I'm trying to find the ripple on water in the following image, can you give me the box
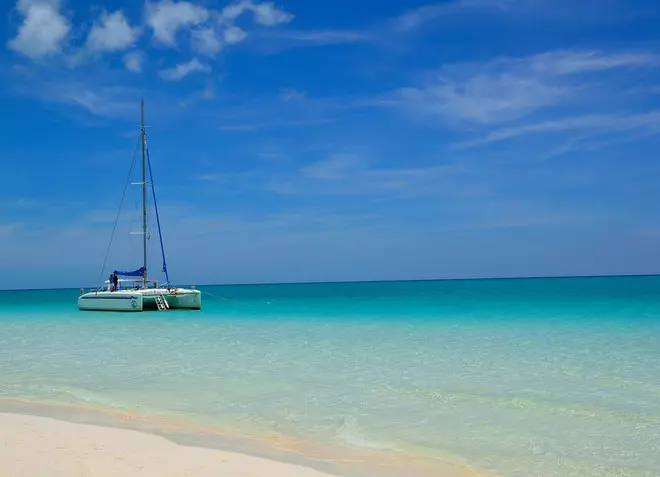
[0,278,659,477]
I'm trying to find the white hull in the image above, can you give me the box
[139,288,202,310]
[78,290,144,312]
[78,288,201,312]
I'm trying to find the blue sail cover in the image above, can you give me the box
[114,267,146,277]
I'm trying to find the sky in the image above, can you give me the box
[1,0,660,289]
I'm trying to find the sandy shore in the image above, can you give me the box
[0,412,339,477]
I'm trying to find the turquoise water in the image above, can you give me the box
[1,276,659,476]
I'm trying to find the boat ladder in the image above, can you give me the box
[155,295,169,311]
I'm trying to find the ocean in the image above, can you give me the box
[0,276,659,477]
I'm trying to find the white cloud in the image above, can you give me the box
[7,0,70,60]
[145,0,209,46]
[278,88,306,101]
[267,159,472,199]
[223,26,247,44]
[159,58,210,81]
[199,80,217,98]
[0,223,20,237]
[86,10,140,53]
[7,0,293,68]
[15,198,38,208]
[393,0,514,33]
[250,1,293,25]
[391,49,660,125]
[456,111,660,148]
[16,80,141,118]
[254,1,504,50]
[528,50,659,76]
[191,27,223,56]
[220,0,293,25]
[8,64,144,119]
[142,0,290,57]
[58,87,138,117]
[263,29,368,45]
[301,154,368,180]
[123,51,144,72]
[397,73,566,124]
[220,2,246,22]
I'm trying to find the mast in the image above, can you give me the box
[141,98,147,288]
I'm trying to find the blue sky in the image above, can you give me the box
[1,0,660,289]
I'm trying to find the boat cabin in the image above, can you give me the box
[101,278,160,291]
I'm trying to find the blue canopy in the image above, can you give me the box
[113,267,146,277]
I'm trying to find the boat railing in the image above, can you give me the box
[97,278,160,291]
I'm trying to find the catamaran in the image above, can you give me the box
[78,100,202,312]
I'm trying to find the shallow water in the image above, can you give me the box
[1,276,659,476]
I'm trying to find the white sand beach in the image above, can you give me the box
[0,413,340,477]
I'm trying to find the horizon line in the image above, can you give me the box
[0,271,658,292]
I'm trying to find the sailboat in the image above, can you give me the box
[78,100,202,312]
